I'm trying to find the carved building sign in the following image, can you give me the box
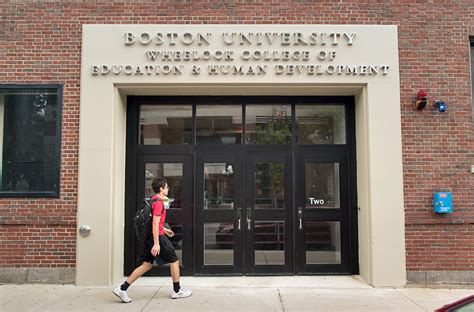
[90,29,391,78]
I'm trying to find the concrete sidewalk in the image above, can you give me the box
[1,276,473,311]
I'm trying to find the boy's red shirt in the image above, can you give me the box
[151,194,166,235]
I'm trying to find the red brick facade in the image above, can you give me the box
[1,1,473,281]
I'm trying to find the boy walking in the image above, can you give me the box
[113,177,192,302]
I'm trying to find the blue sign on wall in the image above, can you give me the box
[434,192,452,214]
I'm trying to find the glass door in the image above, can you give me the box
[195,153,244,274]
[244,152,293,274]
[125,95,358,276]
[295,152,351,273]
[125,154,193,276]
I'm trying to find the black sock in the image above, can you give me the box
[120,281,130,291]
[173,281,180,293]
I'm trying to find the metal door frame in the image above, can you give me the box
[124,96,358,276]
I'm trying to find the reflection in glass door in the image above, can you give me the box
[295,153,350,273]
[126,96,358,277]
[127,154,192,277]
[203,162,235,266]
[245,153,292,274]
[144,162,184,261]
[195,153,243,274]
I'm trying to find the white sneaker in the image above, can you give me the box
[171,288,192,299]
[113,286,132,303]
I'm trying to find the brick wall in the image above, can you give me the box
[0,0,473,277]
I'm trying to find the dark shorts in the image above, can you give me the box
[138,234,179,266]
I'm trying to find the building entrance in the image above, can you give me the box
[124,96,358,276]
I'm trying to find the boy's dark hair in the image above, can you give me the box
[152,177,168,193]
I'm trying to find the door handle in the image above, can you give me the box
[298,207,303,230]
[237,208,242,230]
[246,207,252,230]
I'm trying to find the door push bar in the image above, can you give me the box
[237,208,242,230]
[298,207,303,230]
[246,207,252,230]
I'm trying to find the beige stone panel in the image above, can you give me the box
[367,88,404,149]
[111,89,127,285]
[366,83,405,286]
[76,150,114,286]
[354,87,372,285]
[370,100,405,286]
[82,25,399,85]
[371,217,406,287]
[78,81,115,151]
[355,82,406,287]
[117,84,364,96]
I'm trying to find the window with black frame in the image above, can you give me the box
[0,86,62,197]
[471,39,474,125]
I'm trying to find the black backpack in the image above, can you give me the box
[133,197,163,242]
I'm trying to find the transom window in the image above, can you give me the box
[138,98,348,146]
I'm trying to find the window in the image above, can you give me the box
[134,98,352,146]
[139,105,192,145]
[245,104,292,145]
[196,105,241,145]
[0,85,62,197]
[471,39,474,124]
[296,105,346,144]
